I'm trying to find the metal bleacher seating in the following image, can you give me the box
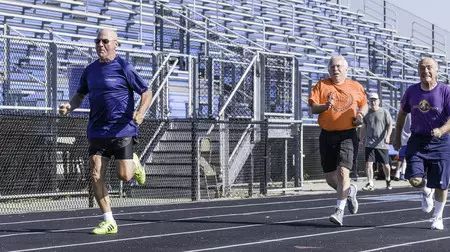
[0,0,448,116]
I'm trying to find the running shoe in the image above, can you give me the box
[347,184,358,214]
[386,180,392,190]
[422,189,434,213]
[329,208,344,226]
[430,216,444,230]
[362,183,375,191]
[91,220,118,235]
[133,153,146,185]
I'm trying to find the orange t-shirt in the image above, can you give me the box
[308,78,367,131]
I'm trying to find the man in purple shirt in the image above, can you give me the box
[59,29,152,235]
[394,57,450,230]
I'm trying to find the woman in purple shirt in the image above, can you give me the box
[394,57,450,230]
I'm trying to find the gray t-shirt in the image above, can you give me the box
[363,107,392,149]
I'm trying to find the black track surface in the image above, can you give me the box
[1,187,448,252]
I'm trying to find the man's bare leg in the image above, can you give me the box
[91,155,111,214]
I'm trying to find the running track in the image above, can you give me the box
[0,187,448,252]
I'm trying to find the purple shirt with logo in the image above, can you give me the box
[401,82,450,160]
[77,56,148,139]
[401,82,450,136]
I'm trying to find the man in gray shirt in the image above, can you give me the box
[360,92,393,190]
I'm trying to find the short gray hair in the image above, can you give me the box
[327,55,348,68]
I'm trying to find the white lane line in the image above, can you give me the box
[0,191,417,226]
[0,200,392,238]
[359,236,450,252]
[0,197,336,226]
[8,204,427,252]
[183,216,450,252]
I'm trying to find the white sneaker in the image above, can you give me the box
[347,184,358,214]
[421,189,435,213]
[430,216,444,230]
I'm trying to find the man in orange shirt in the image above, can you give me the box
[308,56,368,226]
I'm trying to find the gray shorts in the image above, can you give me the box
[365,147,390,164]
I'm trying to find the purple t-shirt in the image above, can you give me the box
[401,82,450,136]
[77,56,148,139]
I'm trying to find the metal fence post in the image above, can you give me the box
[261,119,269,195]
[206,58,213,117]
[294,58,301,188]
[3,25,10,105]
[191,119,199,201]
[48,42,58,113]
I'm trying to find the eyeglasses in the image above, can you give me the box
[94,39,115,45]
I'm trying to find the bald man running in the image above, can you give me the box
[59,29,152,234]
[394,57,450,230]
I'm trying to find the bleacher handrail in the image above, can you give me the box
[180,1,269,52]
[0,106,53,111]
[206,54,258,135]
[412,21,447,56]
[0,33,155,55]
[104,0,145,42]
[154,1,254,61]
[377,38,449,82]
[293,12,400,90]
[9,64,46,87]
[48,29,95,61]
[5,24,50,54]
[362,0,396,31]
[148,58,178,119]
[217,55,257,119]
[309,14,358,72]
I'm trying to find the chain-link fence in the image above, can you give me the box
[1,35,52,109]
[0,116,310,214]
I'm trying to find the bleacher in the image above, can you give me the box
[0,0,449,203]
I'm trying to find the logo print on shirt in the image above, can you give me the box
[328,91,354,112]
[413,99,439,113]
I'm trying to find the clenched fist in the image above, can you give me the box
[59,104,71,116]
[133,111,144,125]
[431,128,443,139]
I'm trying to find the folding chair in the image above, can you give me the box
[198,137,220,199]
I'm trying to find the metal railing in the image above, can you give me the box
[206,54,258,135]
[156,0,256,61]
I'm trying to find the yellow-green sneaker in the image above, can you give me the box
[91,220,118,235]
[133,153,146,185]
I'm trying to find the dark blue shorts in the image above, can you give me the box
[405,156,450,189]
[405,133,450,190]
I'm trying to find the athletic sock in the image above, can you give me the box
[103,212,115,222]
[434,201,446,218]
[337,199,346,210]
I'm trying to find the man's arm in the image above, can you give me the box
[59,93,86,115]
[385,112,393,144]
[393,109,407,150]
[310,102,331,114]
[133,89,153,125]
